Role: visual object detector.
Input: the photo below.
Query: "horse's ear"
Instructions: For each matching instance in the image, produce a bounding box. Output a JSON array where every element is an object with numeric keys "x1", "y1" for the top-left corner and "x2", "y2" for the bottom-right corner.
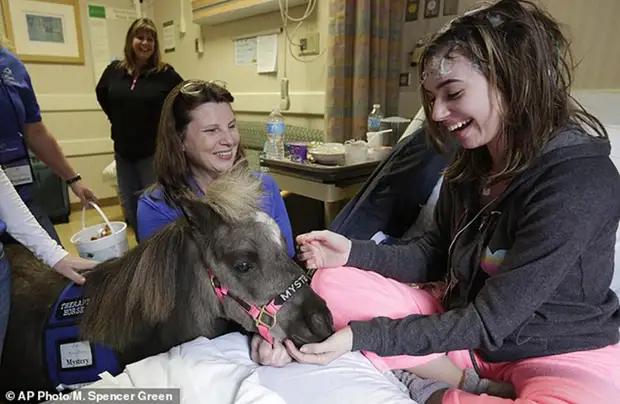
[{"x1": 126, "y1": 226, "x2": 182, "y2": 325}]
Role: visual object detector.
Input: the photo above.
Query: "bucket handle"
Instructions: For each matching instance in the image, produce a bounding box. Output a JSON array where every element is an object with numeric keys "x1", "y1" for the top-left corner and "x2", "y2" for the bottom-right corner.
[{"x1": 82, "y1": 202, "x2": 117, "y2": 235}]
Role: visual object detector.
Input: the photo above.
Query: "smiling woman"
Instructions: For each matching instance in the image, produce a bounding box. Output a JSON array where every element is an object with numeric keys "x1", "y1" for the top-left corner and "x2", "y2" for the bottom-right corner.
[
  {"x1": 136, "y1": 80, "x2": 296, "y2": 258},
  {"x1": 95, "y1": 18, "x2": 183, "y2": 241},
  {"x1": 255, "y1": 1, "x2": 620, "y2": 404}
]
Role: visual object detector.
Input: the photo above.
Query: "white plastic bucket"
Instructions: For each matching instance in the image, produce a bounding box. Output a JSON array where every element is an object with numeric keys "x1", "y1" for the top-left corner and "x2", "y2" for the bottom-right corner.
[{"x1": 70, "y1": 202, "x2": 129, "y2": 262}]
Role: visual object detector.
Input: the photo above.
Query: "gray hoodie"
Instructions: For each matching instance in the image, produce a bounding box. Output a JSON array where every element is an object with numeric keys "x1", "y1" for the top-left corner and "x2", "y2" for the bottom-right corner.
[{"x1": 347, "y1": 124, "x2": 620, "y2": 363}]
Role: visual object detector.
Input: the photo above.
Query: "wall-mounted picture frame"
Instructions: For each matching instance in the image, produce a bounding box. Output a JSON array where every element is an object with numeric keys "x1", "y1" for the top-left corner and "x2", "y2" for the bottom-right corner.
[
  {"x1": 424, "y1": 0, "x2": 440, "y2": 19},
  {"x1": 1, "y1": 0, "x2": 84, "y2": 64}
]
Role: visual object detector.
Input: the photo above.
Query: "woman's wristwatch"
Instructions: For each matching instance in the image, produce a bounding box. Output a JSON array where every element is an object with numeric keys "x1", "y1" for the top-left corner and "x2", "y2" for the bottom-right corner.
[{"x1": 66, "y1": 174, "x2": 82, "y2": 185}]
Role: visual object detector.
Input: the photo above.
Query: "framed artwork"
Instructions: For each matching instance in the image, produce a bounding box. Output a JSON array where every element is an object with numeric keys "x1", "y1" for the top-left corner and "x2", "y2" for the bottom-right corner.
[
  {"x1": 405, "y1": 0, "x2": 419, "y2": 22},
  {"x1": 1, "y1": 0, "x2": 84, "y2": 64},
  {"x1": 424, "y1": 0, "x2": 440, "y2": 19}
]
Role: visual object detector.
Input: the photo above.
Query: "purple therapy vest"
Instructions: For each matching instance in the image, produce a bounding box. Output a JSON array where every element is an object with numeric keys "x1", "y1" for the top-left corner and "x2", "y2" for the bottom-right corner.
[{"x1": 44, "y1": 282, "x2": 122, "y2": 390}]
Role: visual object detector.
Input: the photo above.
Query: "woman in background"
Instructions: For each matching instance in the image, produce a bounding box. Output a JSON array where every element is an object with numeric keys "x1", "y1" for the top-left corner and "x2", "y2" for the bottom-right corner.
[
  {"x1": 96, "y1": 18, "x2": 183, "y2": 240},
  {"x1": 137, "y1": 80, "x2": 295, "y2": 258}
]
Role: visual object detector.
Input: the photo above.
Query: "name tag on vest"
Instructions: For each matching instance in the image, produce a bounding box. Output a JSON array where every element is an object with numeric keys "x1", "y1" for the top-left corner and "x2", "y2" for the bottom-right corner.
[
  {"x1": 59, "y1": 341, "x2": 93, "y2": 370},
  {"x1": 0, "y1": 136, "x2": 33, "y2": 186},
  {"x1": 2, "y1": 158, "x2": 34, "y2": 186}
]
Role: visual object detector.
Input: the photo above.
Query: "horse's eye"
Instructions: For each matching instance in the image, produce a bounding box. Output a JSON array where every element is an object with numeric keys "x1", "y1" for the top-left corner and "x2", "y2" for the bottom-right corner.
[{"x1": 233, "y1": 262, "x2": 252, "y2": 273}]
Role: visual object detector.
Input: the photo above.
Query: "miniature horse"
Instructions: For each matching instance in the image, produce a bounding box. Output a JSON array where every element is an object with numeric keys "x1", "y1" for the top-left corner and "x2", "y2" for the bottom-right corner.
[{"x1": 0, "y1": 167, "x2": 333, "y2": 395}]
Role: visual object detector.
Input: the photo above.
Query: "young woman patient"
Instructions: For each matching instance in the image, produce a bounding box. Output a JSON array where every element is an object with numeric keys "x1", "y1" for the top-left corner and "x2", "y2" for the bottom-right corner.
[
  {"x1": 137, "y1": 80, "x2": 295, "y2": 257},
  {"x1": 251, "y1": 1, "x2": 620, "y2": 403}
]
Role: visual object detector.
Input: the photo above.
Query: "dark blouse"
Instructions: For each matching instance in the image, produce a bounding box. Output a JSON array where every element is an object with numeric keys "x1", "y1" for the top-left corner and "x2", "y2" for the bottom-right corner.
[{"x1": 96, "y1": 61, "x2": 183, "y2": 162}]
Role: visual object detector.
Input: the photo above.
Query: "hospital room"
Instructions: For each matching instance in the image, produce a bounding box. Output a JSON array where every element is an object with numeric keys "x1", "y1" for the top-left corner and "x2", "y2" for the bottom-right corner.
[{"x1": 0, "y1": 0, "x2": 619, "y2": 403}]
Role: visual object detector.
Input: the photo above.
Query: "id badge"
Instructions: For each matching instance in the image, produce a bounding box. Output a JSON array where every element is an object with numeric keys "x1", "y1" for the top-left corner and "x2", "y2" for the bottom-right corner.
[
  {"x1": 2, "y1": 158, "x2": 34, "y2": 186},
  {"x1": 0, "y1": 132, "x2": 34, "y2": 187}
]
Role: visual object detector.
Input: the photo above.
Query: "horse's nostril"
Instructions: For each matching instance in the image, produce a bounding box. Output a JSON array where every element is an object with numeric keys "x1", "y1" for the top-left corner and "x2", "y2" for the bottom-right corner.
[{"x1": 307, "y1": 306, "x2": 334, "y2": 340}]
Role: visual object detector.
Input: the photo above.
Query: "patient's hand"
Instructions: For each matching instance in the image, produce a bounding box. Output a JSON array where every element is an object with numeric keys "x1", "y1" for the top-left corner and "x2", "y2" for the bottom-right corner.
[
  {"x1": 296, "y1": 230, "x2": 351, "y2": 269},
  {"x1": 250, "y1": 334, "x2": 293, "y2": 367}
]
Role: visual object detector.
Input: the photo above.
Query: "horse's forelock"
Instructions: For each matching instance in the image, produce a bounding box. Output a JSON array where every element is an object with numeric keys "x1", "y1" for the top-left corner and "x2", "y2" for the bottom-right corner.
[{"x1": 200, "y1": 165, "x2": 263, "y2": 224}]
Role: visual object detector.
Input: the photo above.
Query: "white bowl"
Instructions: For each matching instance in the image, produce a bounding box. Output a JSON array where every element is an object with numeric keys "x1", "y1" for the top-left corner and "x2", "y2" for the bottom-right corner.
[
  {"x1": 310, "y1": 152, "x2": 346, "y2": 165},
  {"x1": 309, "y1": 143, "x2": 346, "y2": 165}
]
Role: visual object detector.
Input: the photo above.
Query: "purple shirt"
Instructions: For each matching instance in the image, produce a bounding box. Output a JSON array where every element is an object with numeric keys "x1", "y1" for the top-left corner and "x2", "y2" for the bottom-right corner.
[{"x1": 137, "y1": 171, "x2": 295, "y2": 257}]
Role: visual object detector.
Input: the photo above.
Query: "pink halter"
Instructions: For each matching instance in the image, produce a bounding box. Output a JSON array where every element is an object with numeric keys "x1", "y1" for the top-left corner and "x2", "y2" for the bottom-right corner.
[{"x1": 207, "y1": 268, "x2": 310, "y2": 345}]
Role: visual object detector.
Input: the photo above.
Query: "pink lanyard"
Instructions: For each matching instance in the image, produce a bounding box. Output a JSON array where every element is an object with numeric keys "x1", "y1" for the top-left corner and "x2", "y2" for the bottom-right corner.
[{"x1": 130, "y1": 76, "x2": 138, "y2": 90}]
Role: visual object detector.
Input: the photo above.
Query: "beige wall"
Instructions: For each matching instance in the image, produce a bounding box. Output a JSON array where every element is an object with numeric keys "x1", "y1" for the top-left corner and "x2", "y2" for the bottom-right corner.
[
  {"x1": 0, "y1": 0, "x2": 156, "y2": 203},
  {"x1": 151, "y1": 0, "x2": 329, "y2": 130},
  {"x1": 1, "y1": 0, "x2": 326, "y2": 203},
  {"x1": 398, "y1": 0, "x2": 620, "y2": 118},
  {"x1": 2, "y1": 0, "x2": 617, "y2": 207}
]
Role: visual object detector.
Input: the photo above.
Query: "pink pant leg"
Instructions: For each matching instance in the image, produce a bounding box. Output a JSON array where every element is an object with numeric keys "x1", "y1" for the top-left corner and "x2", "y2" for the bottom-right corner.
[
  {"x1": 311, "y1": 266, "x2": 469, "y2": 371},
  {"x1": 443, "y1": 343, "x2": 620, "y2": 404}
]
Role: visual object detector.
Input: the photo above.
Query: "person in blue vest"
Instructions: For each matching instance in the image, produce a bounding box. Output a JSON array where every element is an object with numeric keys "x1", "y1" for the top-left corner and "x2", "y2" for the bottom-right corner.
[
  {"x1": 0, "y1": 36, "x2": 97, "y2": 246},
  {"x1": 137, "y1": 80, "x2": 295, "y2": 258}
]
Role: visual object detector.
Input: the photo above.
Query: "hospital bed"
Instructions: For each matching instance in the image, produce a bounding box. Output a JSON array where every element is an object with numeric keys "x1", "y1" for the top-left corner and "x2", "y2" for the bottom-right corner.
[{"x1": 79, "y1": 115, "x2": 620, "y2": 404}]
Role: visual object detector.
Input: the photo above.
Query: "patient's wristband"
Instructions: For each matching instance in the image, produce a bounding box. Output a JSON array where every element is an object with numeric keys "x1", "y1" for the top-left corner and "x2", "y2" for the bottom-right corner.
[{"x1": 66, "y1": 174, "x2": 81, "y2": 185}]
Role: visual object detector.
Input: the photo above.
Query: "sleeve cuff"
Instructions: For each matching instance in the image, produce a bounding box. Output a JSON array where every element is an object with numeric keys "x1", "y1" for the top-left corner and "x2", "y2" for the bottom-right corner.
[
  {"x1": 349, "y1": 320, "x2": 384, "y2": 353},
  {"x1": 346, "y1": 239, "x2": 378, "y2": 269},
  {"x1": 45, "y1": 249, "x2": 69, "y2": 269},
  {"x1": 25, "y1": 115, "x2": 42, "y2": 124}
]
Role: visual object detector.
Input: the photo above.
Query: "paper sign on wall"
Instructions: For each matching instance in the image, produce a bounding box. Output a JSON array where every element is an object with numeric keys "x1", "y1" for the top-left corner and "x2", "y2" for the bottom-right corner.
[
  {"x1": 87, "y1": 4, "x2": 110, "y2": 83},
  {"x1": 257, "y1": 34, "x2": 278, "y2": 74},
  {"x1": 163, "y1": 20, "x2": 175, "y2": 53},
  {"x1": 109, "y1": 7, "x2": 137, "y2": 20},
  {"x1": 235, "y1": 37, "x2": 257, "y2": 65}
]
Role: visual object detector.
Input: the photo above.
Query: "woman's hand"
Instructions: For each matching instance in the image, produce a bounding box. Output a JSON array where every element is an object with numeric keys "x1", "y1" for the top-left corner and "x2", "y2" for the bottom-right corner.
[
  {"x1": 296, "y1": 230, "x2": 352, "y2": 269},
  {"x1": 52, "y1": 255, "x2": 97, "y2": 284},
  {"x1": 284, "y1": 327, "x2": 353, "y2": 365},
  {"x1": 250, "y1": 334, "x2": 293, "y2": 367}
]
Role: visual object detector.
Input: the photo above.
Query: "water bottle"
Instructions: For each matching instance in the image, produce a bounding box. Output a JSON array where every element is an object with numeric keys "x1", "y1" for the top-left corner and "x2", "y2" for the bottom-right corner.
[
  {"x1": 266, "y1": 106, "x2": 286, "y2": 159},
  {"x1": 367, "y1": 104, "x2": 383, "y2": 132}
]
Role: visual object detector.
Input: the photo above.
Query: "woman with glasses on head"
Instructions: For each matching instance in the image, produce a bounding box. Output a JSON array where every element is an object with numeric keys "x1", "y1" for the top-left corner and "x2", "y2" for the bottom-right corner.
[
  {"x1": 136, "y1": 80, "x2": 295, "y2": 258},
  {"x1": 95, "y1": 18, "x2": 183, "y2": 240},
  {"x1": 252, "y1": 1, "x2": 620, "y2": 403}
]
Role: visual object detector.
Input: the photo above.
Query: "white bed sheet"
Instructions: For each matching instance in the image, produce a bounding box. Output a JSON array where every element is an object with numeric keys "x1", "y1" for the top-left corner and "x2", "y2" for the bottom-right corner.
[{"x1": 52, "y1": 333, "x2": 415, "y2": 404}]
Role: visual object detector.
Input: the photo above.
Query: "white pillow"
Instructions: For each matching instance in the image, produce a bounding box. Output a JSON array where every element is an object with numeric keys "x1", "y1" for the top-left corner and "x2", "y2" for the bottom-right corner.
[
  {"x1": 84, "y1": 333, "x2": 414, "y2": 404},
  {"x1": 209, "y1": 333, "x2": 415, "y2": 404}
]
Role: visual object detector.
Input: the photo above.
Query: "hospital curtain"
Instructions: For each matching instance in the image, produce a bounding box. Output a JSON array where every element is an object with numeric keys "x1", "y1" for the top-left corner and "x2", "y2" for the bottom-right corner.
[{"x1": 325, "y1": 0, "x2": 406, "y2": 143}]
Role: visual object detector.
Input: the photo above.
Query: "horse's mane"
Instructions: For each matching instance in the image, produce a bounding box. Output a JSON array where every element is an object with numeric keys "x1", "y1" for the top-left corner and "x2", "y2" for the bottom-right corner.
[{"x1": 201, "y1": 164, "x2": 264, "y2": 223}]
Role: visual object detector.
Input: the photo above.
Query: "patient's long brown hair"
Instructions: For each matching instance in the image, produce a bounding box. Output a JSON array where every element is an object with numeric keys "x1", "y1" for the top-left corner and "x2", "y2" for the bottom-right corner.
[
  {"x1": 153, "y1": 80, "x2": 248, "y2": 205},
  {"x1": 419, "y1": 0, "x2": 607, "y2": 186}
]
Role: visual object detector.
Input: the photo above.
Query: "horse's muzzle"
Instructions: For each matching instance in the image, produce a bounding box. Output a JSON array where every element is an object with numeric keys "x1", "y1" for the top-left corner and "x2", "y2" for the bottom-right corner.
[{"x1": 288, "y1": 292, "x2": 334, "y2": 347}]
